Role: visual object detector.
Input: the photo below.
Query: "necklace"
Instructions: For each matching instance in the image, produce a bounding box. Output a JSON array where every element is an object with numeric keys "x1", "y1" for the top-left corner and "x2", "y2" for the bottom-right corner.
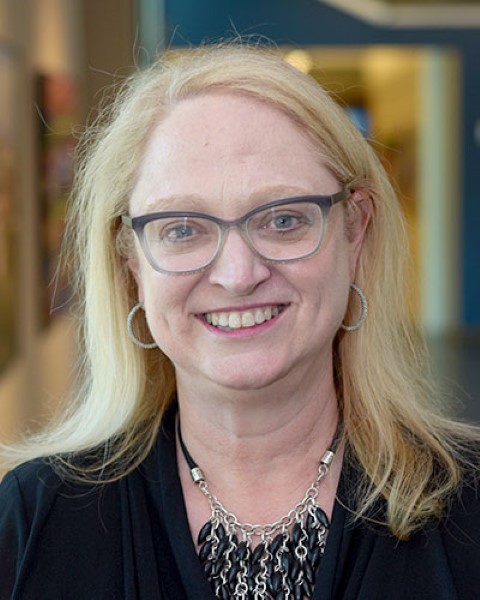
[{"x1": 178, "y1": 421, "x2": 342, "y2": 600}]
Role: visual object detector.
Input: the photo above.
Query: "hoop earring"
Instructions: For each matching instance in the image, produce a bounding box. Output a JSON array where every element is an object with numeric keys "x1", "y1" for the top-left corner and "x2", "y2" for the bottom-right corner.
[
  {"x1": 127, "y1": 302, "x2": 158, "y2": 349},
  {"x1": 341, "y1": 283, "x2": 367, "y2": 332}
]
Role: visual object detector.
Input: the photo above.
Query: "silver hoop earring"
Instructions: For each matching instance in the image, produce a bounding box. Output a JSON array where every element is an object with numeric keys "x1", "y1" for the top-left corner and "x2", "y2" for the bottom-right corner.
[
  {"x1": 127, "y1": 302, "x2": 158, "y2": 349},
  {"x1": 341, "y1": 283, "x2": 368, "y2": 332}
]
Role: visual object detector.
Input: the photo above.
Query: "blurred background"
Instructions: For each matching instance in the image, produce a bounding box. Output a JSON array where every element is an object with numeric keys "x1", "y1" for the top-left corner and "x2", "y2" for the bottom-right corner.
[{"x1": 0, "y1": 0, "x2": 479, "y2": 448}]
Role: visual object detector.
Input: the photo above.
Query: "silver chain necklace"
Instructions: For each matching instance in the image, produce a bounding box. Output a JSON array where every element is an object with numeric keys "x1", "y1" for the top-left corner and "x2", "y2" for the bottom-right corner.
[{"x1": 178, "y1": 421, "x2": 342, "y2": 600}]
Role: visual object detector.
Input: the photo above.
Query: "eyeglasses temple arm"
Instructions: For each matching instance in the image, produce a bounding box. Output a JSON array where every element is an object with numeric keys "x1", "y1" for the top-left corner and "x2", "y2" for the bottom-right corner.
[
  {"x1": 331, "y1": 189, "x2": 350, "y2": 206},
  {"x1": 121, "y1": 215, "x2": 133, "y2": 228}
]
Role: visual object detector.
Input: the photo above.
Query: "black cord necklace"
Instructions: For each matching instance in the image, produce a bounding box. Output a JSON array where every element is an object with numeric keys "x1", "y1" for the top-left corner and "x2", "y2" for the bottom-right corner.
[{"x1": 178, "y1": 420, "x2": 342, "y2": 600}]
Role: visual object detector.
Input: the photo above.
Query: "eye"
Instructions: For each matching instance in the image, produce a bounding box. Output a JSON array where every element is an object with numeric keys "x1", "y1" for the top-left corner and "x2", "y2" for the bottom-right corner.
[
  {"x1": 269, "y1": 214, "x2": 301, "y2": 230},
  {"x1": 261, "y1": 211, "x2": 308, "y2": 233},
  {"x1": 250, "y1": 203, "x2": 320, "y2": 243},
  {"x1": 144, "y1": 218, "x2": 206, "y2": 246},
  {"x1": 156, "y1": 217, "x2": 215, "y2": 247},
  {"x1": 164, "y1": 223, "x2": 198, "y2": 241}
]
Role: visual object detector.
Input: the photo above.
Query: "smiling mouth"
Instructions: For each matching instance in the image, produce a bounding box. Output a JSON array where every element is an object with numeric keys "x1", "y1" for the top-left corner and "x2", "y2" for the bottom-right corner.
[{"x1": 203, "y1": 305, "x2": 287, "y2": 331}]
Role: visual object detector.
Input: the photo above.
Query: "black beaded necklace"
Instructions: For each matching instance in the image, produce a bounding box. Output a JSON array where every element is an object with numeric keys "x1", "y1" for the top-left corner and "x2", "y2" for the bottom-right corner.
[{"x1": 178, "y1": 420, "x2": 342, "y2": 600}]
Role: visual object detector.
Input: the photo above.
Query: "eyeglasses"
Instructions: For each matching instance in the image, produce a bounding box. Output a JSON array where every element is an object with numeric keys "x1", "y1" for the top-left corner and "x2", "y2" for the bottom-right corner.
[{"x1": 121, "y1": 190, "x2": 348, "y2": 274}]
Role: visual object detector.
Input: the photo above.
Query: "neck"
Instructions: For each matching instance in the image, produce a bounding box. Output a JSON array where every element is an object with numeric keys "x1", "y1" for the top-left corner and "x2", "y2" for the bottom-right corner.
[
  {"x1": 177, "y1": 367, "x2": 338, "y2": 462},
  {"x1": 175, "y1": 364, "x2": 341, "y2": 525}
]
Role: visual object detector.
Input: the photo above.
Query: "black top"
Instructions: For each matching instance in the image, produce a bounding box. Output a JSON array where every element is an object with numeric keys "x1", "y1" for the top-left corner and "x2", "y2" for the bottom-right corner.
[{"x1": 1, "y1": 410, "x2": 479, "y2": 600}]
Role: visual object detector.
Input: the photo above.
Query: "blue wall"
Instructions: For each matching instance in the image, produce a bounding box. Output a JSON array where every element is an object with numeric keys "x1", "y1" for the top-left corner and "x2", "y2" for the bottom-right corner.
[{"x1": 163, "y1": 0, "x2": 480, "y2": 327}]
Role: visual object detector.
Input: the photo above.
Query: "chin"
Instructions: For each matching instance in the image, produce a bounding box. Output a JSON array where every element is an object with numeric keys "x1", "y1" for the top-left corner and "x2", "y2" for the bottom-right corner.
[
  {"x1": 210, "y1": 375, "x2": 280, "y2": 392},
  {"x1": 200, "y1": 355, "x2": 292, "y2": 392}
]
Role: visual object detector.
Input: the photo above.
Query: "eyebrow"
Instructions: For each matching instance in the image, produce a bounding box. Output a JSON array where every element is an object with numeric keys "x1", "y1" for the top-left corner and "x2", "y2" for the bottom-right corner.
[
  {"x1": 144, "y1": 194, "x2": 205, "y2": 212},
  {"x1": 143, "y1": 186, "x2": 318, "y2": 213}
]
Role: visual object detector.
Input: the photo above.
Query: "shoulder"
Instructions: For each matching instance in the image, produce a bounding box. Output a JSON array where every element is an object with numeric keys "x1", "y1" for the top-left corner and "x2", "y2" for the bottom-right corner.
[
  {"x1": 0, "y1": 459, "x2": 62, "y2": 524},
  {"x1": 0, "y1": 459, "x2": 127, "y2": 599},
  {"x1": 0, "y1": 457, "x2": 106, "y2": 515},
  {"x1": 443, "y1": 464, "x2": 480, "y2": 540},
  {"x1": 435, "y1": 472, "x2": 480, "y2": 597},
  {"x1": 0, "y1": 455, "x2": 132, "y2": 549},
  {"x1": 1, "y1": 457, "x2": 60, "y2": 489},
  {"x1": 0, "y1": 460, "x2": 66, "y2": 599}
]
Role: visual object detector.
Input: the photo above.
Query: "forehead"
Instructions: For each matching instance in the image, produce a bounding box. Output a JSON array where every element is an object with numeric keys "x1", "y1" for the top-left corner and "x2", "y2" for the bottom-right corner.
[
  {"x1": 130, "y1": 92, "x2": 336, "y2": 213},
  {"x1": 148, "y1": 92, "x2": 317, "y2": 158}
]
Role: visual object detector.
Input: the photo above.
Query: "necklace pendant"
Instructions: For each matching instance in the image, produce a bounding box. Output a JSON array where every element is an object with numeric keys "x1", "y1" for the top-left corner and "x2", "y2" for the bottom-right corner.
[
  {"x1": 178, "y1": 417, "x2": 341, "y2": 599},
  {"x1": 197, "y1": 505, "x2": 330, "y2": 599}
]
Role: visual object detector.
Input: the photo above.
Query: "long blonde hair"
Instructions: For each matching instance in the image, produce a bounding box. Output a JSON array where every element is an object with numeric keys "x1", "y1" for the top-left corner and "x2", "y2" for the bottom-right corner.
[{"x1": 3, "y1": 43, "x2": 478, "y2": 539}]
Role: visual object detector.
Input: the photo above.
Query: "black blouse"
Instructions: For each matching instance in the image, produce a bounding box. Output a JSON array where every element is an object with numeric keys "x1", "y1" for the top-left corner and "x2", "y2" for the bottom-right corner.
[{"x1": 1, "y1": 411, "x2": 479, "y2": 600}]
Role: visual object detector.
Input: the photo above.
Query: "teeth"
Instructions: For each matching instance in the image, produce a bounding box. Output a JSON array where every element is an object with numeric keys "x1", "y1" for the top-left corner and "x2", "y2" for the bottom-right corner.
[
  {"x1": 205, "y1": 306, "x2": 283, "y2": 330},
  {"x1": 254, "y1": 309, "x2": 265, "y2": 324},
  {"x1": 228, "y1": 313, "x2": 242, "y2": 329},
  {"x1": 242, "y1": 312, "x2": 255, "y2": 327},
  {"x1": 218, "y1": 313, "x2": 229, "y2": 327}
]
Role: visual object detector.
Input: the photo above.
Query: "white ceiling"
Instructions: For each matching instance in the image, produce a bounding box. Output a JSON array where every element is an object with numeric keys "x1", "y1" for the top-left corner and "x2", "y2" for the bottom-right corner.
[{"x1": 318, "y1": 0, "x2": 480, "y2": 27}]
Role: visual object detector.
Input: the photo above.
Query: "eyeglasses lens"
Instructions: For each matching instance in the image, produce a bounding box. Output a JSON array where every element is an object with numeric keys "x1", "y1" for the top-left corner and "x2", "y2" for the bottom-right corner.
[
  {"x1": 142, "y1": 202, "x2": 325, "y2": 273},
  {"x1": 247, "y1": 202, "x2": 324, "y2": 260},
  {"x1": 143, "y1": 216, "x2": 219, "y2": 273}
]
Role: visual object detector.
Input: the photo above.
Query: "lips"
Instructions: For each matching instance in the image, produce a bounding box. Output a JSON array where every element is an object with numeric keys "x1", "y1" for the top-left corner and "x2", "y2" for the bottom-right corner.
[{"x1": 203, "y1": 305, "x2": 286, "y2": 331}]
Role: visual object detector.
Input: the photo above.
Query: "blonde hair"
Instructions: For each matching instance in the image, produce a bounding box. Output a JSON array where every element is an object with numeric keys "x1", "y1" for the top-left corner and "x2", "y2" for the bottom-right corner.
[{"x1": 3, "y1": 43, "x2": 478, "y2": 539}]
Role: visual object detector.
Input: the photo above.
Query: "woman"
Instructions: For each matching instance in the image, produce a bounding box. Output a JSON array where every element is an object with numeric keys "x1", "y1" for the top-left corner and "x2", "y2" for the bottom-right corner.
[{"x1": 1, "y1": 43, "x2": 479, "y2": 600}]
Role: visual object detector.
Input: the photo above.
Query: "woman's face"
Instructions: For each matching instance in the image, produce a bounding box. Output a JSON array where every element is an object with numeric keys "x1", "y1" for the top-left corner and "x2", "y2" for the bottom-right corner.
[{"x1": 129, "y1": 92, "x2": 368, "y2": 392}]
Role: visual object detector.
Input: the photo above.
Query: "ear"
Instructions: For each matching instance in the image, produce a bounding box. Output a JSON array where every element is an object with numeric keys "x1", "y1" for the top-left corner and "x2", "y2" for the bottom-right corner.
[
  {"x1": 347, "y1": 189, "x2": 372, "y2": 280},
  {"x1": 127, "y1": 256, "x2": 145, "y2": 304}
]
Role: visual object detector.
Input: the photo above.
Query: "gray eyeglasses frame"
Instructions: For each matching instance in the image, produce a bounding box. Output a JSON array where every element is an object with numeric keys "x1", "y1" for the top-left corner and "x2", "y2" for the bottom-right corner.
[{"x1": 121, "y1": 189, "x2": 349, "y2": 275}]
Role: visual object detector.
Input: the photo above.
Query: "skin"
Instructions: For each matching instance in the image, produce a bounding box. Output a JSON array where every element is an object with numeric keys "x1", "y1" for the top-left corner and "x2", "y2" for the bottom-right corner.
[{"x1": 129, "y1": 92, "x2": 370, "y2": 532}]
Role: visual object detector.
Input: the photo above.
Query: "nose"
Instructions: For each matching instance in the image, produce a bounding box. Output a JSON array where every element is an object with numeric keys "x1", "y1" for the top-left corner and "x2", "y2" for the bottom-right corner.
[{"x1": 207, "y1": 229, "x2": 271, "y2": 295}]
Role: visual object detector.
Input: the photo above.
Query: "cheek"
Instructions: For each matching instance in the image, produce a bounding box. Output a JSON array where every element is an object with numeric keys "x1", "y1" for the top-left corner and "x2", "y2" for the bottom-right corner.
[
  {"x1": 292, "y1": 239, "x2": 351, "y2": 318},
  {"x1": 140, "y1": 270, "x2": 199, "y2": 334}
]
